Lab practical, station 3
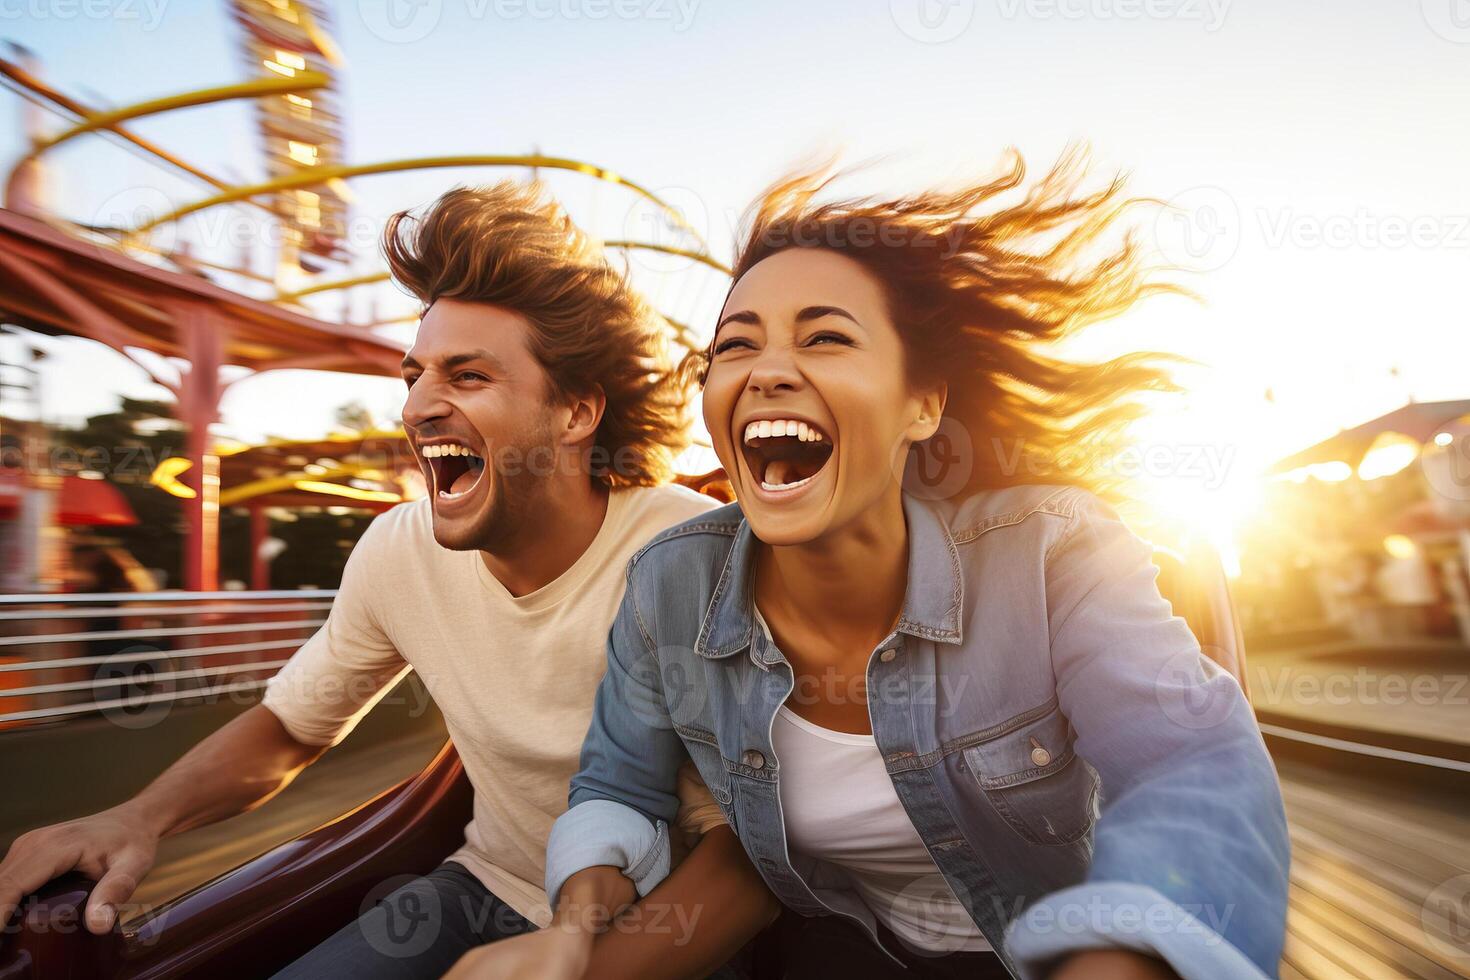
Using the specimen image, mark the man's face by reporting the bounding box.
[400,299,558,551]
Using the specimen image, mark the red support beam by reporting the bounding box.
[178,305,224,592]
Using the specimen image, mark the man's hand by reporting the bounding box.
[444,926,591,980]
[0,804,159,935]
[1051,949,1178,980]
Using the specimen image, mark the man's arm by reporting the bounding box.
[1,512,410,937]
[0,704,323,934]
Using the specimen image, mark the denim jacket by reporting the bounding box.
[546,485,1290,979]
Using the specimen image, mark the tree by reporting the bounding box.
[333,400,377,433]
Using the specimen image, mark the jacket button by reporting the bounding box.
[1030,746,1051,767]
[742,749,767,770]
[878,648,897,663]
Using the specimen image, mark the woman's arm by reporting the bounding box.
[446,828,777,980]
[1004,491,1290,979]
[588,825,780,979]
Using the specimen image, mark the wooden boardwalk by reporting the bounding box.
[1278,759,1470,978]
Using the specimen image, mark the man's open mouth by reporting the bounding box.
[421,441,487,499]
[740,418,834,492]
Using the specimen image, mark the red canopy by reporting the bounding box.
[56,477,137,527]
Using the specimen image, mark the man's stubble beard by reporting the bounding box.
[431,423,557,554]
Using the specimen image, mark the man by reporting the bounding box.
[0,183,776,978]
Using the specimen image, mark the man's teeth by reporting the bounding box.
[422,444,480,459]
[742,419,828,445]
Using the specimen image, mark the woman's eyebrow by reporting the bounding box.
[796,305,861,325]
[715,309,760,332]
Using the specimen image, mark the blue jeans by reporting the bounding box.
[273,862,534,979]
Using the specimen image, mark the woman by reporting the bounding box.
[535,151,1290,980]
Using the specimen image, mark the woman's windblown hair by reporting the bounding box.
[708,147,1184,500]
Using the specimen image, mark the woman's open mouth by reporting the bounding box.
[421,441,487,503]
[739,418,834,495]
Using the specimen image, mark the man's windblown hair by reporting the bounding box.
[384,182,693,488]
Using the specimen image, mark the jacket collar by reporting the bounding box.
[693,493,964,660]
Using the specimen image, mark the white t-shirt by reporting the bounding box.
[759,594,990,955]
[262,484,725,926]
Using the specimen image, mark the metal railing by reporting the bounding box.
[0,590,334,728]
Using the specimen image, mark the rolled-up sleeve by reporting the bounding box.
[1004,492,1290,979]
[545,565,689,908]
[261,515,411,747]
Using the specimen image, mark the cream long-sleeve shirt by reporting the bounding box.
[262,484,724,925]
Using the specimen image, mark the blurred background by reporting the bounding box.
[0,2,1467,977]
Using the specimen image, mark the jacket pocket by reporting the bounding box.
[960,705,1099,846]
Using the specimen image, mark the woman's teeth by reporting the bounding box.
[742,419,828,444]
[741,419,832,493]
[761,472,814,492]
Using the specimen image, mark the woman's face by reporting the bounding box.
[703,248,942,546]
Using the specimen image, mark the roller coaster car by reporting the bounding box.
[0,474,1247,980]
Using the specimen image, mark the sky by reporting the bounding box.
[2,0,1468,539]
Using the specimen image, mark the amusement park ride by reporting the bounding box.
[0,0,728,592]
[7,7,1470,980]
